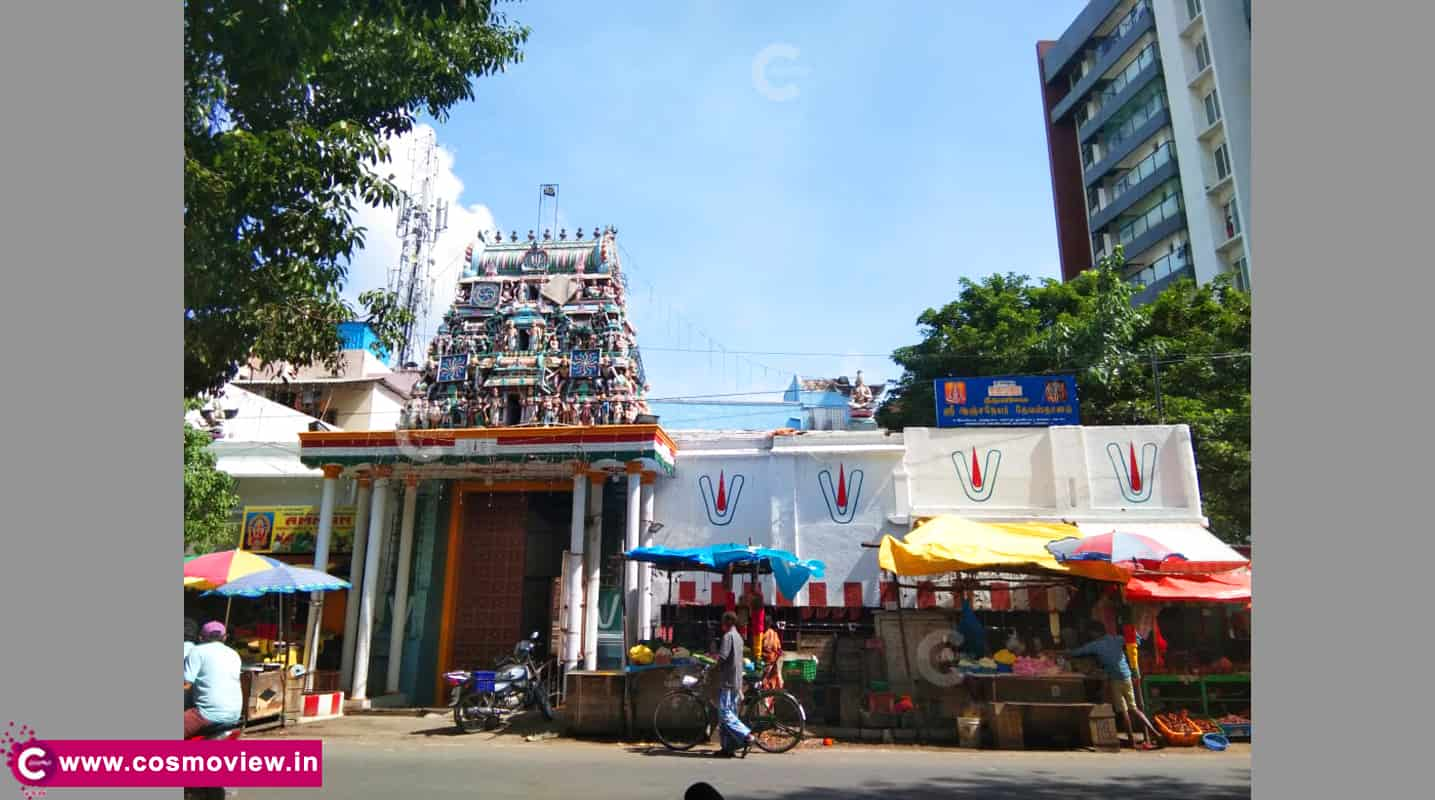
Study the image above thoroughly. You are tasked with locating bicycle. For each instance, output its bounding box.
[652,659,806,754]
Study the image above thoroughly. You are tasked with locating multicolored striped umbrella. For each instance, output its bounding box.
[1045,531,1186,571]
[183,550,284,590]
[203,563,350,599]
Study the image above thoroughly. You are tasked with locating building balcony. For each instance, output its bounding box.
[1078,45,1162,143]
[1217,231,1246,256]
[1042,0,1122,84]
[1084,107,1171,187]
[1197,117,1225,144]
[1110,194,1186,260]
[1051,3,1156,122]
[1089,144,1179,232]
[1131,264,1196,306]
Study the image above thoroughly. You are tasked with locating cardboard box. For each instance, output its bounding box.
[565,671,627,737]
[242,669,285,721]
[983,702,1024,750]
[1082,703,1120,753]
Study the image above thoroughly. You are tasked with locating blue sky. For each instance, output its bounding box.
[345,1,1088,400]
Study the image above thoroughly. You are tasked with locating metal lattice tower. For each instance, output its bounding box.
[387,128,449,367]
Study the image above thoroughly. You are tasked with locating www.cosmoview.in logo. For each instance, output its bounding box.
[951,449,1000,502]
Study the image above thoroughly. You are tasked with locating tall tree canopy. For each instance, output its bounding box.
[878,249,1251,543]
[184,0,528,396]
[184,409,241,555]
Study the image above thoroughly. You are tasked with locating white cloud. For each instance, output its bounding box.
[344,124,498,343]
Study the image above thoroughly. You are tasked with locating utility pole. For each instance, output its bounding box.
[1151,349,1165,423]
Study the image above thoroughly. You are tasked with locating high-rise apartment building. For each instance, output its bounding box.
[1038,0,1250,303]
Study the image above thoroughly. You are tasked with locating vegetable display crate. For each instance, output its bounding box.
[1152,715,1203,747]
[1219,722,1252,740]
[1142,673,1250,718]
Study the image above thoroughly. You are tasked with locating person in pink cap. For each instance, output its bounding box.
[183,621,242,737]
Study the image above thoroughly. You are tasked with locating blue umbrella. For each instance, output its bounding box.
[624,543,825,600]
[202,563,351,598]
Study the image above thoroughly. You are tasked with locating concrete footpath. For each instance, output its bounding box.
[247,713,1252,799]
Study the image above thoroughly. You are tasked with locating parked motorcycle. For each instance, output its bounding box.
[183,722,242,800]
[446,631,554,733]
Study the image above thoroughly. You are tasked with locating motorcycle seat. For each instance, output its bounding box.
[197,720,243,738]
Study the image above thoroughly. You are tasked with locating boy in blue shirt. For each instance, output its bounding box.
[1069,622,1152,749]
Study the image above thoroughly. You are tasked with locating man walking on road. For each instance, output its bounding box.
[716,611,754,758]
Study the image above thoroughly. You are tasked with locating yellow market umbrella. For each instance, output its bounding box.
[183,550,284,591]
[878,516,1127,582]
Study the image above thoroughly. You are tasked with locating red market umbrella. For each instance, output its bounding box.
[1045,531,1186,571]
[1123,567,1252,604]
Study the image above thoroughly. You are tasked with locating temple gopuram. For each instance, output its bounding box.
[401,226,651,430]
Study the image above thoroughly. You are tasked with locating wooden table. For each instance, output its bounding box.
[961,673,1102,704]
[960,675,1117,751]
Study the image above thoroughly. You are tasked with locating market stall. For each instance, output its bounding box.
[872,516,1250,750]
[1123,566,1251,738]
[185,554,350,730]
[614,544,825,739]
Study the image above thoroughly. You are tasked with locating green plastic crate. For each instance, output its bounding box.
[782,658,818,683]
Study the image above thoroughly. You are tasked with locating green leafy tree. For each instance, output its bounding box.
[184,406,241,555]
[879,247,1251,543]
[184,0,528,396]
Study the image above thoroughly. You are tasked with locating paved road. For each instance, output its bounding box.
[245,715,1251,800]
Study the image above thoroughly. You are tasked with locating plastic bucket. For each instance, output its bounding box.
[958,717,982,748]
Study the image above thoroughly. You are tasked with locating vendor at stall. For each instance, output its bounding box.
[1068,622,1152,750]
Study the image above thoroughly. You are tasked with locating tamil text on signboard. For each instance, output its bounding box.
[242,506,357,554]
[933,375,1080,428]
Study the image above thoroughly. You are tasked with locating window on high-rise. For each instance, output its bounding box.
[1214,142,1232,180]
[1223,200,1241,239]
[1186,0,1203,21]
[1195,36,1211,72]
[1231,256,1250,291]
[1204,88,1222,126]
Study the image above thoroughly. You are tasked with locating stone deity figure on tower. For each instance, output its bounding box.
[851,370,874,409]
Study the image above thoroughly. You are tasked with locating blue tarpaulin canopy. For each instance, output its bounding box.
[622,543,825,600]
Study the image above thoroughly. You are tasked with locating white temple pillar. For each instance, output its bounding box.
[563,469,588,672]
[638,476,656,643]
[302,464,342,692]
[351,466,392,701]
[624,463,643,650]
[582,472,604,671]
[339,472,372,692]
[384,475,420,695]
